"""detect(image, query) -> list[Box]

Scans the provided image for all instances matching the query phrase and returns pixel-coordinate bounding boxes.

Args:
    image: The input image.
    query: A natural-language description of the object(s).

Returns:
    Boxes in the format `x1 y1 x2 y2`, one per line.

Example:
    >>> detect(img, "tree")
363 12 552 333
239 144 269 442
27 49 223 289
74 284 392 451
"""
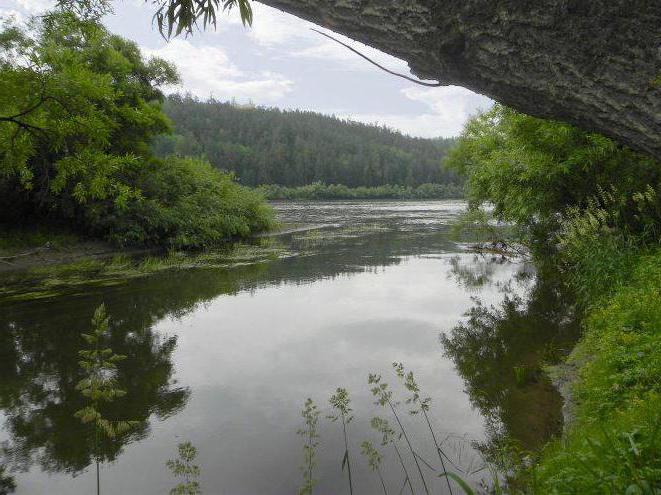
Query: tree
444 104 660 242
0 11 178 223
0 12 274 247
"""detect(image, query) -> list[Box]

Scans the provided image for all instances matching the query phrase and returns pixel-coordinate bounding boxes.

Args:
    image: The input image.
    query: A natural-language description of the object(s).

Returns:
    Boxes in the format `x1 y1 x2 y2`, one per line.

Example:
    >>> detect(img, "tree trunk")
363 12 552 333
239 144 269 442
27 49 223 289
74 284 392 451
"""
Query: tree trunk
258 0 661 160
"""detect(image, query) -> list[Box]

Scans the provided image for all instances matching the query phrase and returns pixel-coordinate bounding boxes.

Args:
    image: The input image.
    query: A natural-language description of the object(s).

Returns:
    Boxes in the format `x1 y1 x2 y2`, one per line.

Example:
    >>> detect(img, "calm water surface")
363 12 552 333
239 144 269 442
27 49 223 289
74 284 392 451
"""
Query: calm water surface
0 201 579 494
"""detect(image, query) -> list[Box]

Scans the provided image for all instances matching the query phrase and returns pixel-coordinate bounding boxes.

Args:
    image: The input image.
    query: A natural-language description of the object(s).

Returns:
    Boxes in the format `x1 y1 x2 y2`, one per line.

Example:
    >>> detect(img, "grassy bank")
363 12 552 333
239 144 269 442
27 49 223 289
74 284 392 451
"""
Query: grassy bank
255 182 463 200
524 247 661 493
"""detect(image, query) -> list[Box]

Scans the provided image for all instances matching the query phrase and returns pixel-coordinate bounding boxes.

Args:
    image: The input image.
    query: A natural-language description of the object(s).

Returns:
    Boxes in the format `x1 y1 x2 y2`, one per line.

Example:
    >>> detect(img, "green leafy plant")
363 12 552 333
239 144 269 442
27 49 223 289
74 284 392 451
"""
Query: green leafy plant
297 398 320 495
329 387 354 495
167 441 202 495
74 304 138 495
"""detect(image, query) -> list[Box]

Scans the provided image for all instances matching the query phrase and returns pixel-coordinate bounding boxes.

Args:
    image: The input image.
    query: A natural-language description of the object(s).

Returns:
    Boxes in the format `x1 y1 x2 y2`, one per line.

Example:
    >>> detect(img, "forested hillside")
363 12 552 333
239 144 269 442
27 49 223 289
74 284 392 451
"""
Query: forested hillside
153 94 460 188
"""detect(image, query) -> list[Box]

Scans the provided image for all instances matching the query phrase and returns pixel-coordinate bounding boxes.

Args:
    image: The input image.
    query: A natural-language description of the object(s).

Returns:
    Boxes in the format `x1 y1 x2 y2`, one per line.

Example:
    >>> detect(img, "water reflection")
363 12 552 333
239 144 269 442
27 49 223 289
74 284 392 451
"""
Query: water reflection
442 263 580 455
0 201 578 494
0 300 189 476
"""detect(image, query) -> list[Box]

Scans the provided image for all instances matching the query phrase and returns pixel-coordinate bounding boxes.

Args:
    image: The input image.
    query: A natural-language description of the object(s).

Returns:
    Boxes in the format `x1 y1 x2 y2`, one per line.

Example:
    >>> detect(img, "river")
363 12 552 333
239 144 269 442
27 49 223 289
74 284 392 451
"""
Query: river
0 200 579 494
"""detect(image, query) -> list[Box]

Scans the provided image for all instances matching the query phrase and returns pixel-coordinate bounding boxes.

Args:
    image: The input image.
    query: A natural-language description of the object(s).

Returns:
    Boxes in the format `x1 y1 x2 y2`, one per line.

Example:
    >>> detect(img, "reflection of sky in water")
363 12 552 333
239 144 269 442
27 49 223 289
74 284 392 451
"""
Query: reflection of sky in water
1 201 533 494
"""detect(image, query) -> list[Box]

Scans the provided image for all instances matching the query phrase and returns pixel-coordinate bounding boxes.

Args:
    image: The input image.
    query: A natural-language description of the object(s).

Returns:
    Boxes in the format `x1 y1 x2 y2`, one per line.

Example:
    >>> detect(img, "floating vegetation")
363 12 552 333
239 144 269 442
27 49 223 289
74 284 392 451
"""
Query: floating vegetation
0 240 291 302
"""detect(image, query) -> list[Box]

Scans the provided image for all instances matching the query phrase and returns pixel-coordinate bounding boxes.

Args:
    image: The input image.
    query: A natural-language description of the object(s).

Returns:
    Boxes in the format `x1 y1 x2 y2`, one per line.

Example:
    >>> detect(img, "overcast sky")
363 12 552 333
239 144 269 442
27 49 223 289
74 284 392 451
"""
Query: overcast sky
1 0 493 138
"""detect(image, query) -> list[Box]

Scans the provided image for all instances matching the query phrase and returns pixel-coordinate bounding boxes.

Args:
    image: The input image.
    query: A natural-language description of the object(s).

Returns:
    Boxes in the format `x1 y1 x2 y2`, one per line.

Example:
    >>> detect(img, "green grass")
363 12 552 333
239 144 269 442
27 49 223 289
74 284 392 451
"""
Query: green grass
530 250 661 493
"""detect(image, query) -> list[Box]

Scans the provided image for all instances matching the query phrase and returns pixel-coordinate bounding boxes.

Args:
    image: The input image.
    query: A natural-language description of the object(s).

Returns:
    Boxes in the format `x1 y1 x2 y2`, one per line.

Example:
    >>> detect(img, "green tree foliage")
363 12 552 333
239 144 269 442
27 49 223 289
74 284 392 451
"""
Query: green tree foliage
153 94 461 188
86 156 274 248
0 12 177 218
444 104 660 240
447 104 661 492
0 13 273 248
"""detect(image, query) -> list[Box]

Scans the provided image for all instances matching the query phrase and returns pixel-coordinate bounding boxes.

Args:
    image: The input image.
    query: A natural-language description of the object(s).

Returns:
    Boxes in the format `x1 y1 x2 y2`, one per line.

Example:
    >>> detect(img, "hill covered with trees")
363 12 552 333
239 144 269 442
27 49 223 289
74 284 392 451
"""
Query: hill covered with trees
153 94 460 190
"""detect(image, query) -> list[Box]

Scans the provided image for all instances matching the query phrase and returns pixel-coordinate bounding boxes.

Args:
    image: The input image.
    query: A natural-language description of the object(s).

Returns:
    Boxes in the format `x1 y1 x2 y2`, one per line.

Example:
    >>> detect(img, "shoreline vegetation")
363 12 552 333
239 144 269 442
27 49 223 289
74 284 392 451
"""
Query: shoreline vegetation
2 4 659 494
256 182 463 200
445 104 660 493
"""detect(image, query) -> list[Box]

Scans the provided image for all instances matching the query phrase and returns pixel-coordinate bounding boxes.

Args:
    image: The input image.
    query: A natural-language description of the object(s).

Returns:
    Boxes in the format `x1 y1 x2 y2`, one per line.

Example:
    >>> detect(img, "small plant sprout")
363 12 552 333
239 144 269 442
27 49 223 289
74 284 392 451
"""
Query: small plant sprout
329 387 354 495
74 304 139 495
369 373 430 495
393 362 455 495
166 441 202 495
297 398 320 495
361 441 388 495
370 416 414 495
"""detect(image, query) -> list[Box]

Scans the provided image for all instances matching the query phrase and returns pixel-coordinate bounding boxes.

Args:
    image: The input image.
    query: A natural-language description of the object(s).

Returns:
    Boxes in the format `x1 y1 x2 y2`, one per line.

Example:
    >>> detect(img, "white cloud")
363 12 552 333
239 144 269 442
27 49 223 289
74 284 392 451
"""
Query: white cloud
226 3 410 74
337 86 493 138
144 39 294 102
12 0 52 13
0 0 52 20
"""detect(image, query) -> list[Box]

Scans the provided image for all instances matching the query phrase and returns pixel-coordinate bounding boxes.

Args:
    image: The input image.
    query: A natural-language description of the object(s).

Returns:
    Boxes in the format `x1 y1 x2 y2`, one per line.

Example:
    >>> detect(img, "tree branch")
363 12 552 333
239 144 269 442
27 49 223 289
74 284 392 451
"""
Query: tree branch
310 29 441 87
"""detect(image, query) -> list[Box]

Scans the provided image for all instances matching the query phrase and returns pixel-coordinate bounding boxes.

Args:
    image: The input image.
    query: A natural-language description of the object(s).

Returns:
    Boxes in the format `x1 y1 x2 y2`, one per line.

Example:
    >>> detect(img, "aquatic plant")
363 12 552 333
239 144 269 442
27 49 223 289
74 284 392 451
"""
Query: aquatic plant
297 398 321 495
369 373 430 495
393 362 455 495
360 441 388 495
329 388 354 495
74 304 138 495
166 441 202 495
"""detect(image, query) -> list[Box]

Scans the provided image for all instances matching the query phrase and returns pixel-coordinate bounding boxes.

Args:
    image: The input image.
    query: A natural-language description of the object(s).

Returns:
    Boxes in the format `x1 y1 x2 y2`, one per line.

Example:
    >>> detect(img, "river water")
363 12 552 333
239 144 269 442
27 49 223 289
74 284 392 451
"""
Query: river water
0 200 579 494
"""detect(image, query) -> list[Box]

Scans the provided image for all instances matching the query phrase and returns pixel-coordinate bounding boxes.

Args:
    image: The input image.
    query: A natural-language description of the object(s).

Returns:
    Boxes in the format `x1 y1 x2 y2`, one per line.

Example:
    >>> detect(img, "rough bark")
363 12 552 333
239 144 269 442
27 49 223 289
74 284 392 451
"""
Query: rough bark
257 0 661 160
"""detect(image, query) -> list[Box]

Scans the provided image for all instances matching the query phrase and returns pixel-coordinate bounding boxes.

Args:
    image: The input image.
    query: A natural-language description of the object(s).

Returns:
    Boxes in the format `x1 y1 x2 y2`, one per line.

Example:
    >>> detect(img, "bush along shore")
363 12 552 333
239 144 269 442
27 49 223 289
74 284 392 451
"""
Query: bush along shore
0 12 274 252
446 104 661 492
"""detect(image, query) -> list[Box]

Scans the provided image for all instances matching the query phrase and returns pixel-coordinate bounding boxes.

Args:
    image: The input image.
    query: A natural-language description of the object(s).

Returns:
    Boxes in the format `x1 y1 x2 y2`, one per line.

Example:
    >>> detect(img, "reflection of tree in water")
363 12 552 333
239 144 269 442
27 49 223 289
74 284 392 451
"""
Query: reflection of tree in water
442 264 580 455
0 465 15 494
0 228 421 483
0 300 190 477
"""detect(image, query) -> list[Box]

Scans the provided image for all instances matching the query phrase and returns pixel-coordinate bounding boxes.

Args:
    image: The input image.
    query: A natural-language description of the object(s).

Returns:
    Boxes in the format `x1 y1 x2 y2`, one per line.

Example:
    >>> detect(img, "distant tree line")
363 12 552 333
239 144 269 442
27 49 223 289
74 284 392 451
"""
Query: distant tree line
256 182 463 200
153 94 461 188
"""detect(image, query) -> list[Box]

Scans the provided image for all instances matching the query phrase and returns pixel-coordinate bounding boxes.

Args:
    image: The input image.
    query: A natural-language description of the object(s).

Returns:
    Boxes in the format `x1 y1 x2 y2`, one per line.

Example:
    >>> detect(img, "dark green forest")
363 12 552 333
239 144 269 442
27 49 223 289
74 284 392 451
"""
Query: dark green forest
153 94 460 188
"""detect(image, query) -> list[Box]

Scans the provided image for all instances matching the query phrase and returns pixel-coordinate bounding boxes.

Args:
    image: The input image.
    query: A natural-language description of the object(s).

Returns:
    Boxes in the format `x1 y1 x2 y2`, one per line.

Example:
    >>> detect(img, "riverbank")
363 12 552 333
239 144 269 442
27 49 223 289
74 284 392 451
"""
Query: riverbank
525 248 661 492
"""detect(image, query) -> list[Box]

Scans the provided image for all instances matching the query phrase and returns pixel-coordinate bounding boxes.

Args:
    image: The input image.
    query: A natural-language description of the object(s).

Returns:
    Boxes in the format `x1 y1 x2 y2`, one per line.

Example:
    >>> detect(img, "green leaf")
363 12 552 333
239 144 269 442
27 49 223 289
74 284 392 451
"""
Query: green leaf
439 472 475 495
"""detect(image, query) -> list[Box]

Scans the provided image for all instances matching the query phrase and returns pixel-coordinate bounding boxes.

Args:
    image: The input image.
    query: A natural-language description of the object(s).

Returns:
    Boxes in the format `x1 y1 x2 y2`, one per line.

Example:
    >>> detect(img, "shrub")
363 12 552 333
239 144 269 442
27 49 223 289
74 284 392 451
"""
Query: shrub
86 156 275 248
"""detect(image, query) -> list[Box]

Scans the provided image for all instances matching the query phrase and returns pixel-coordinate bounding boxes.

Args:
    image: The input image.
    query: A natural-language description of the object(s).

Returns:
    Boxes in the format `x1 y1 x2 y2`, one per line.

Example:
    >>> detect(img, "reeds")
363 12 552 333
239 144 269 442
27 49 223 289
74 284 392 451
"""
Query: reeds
393 362 454 495
369 373 431 495
329 388 354 495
